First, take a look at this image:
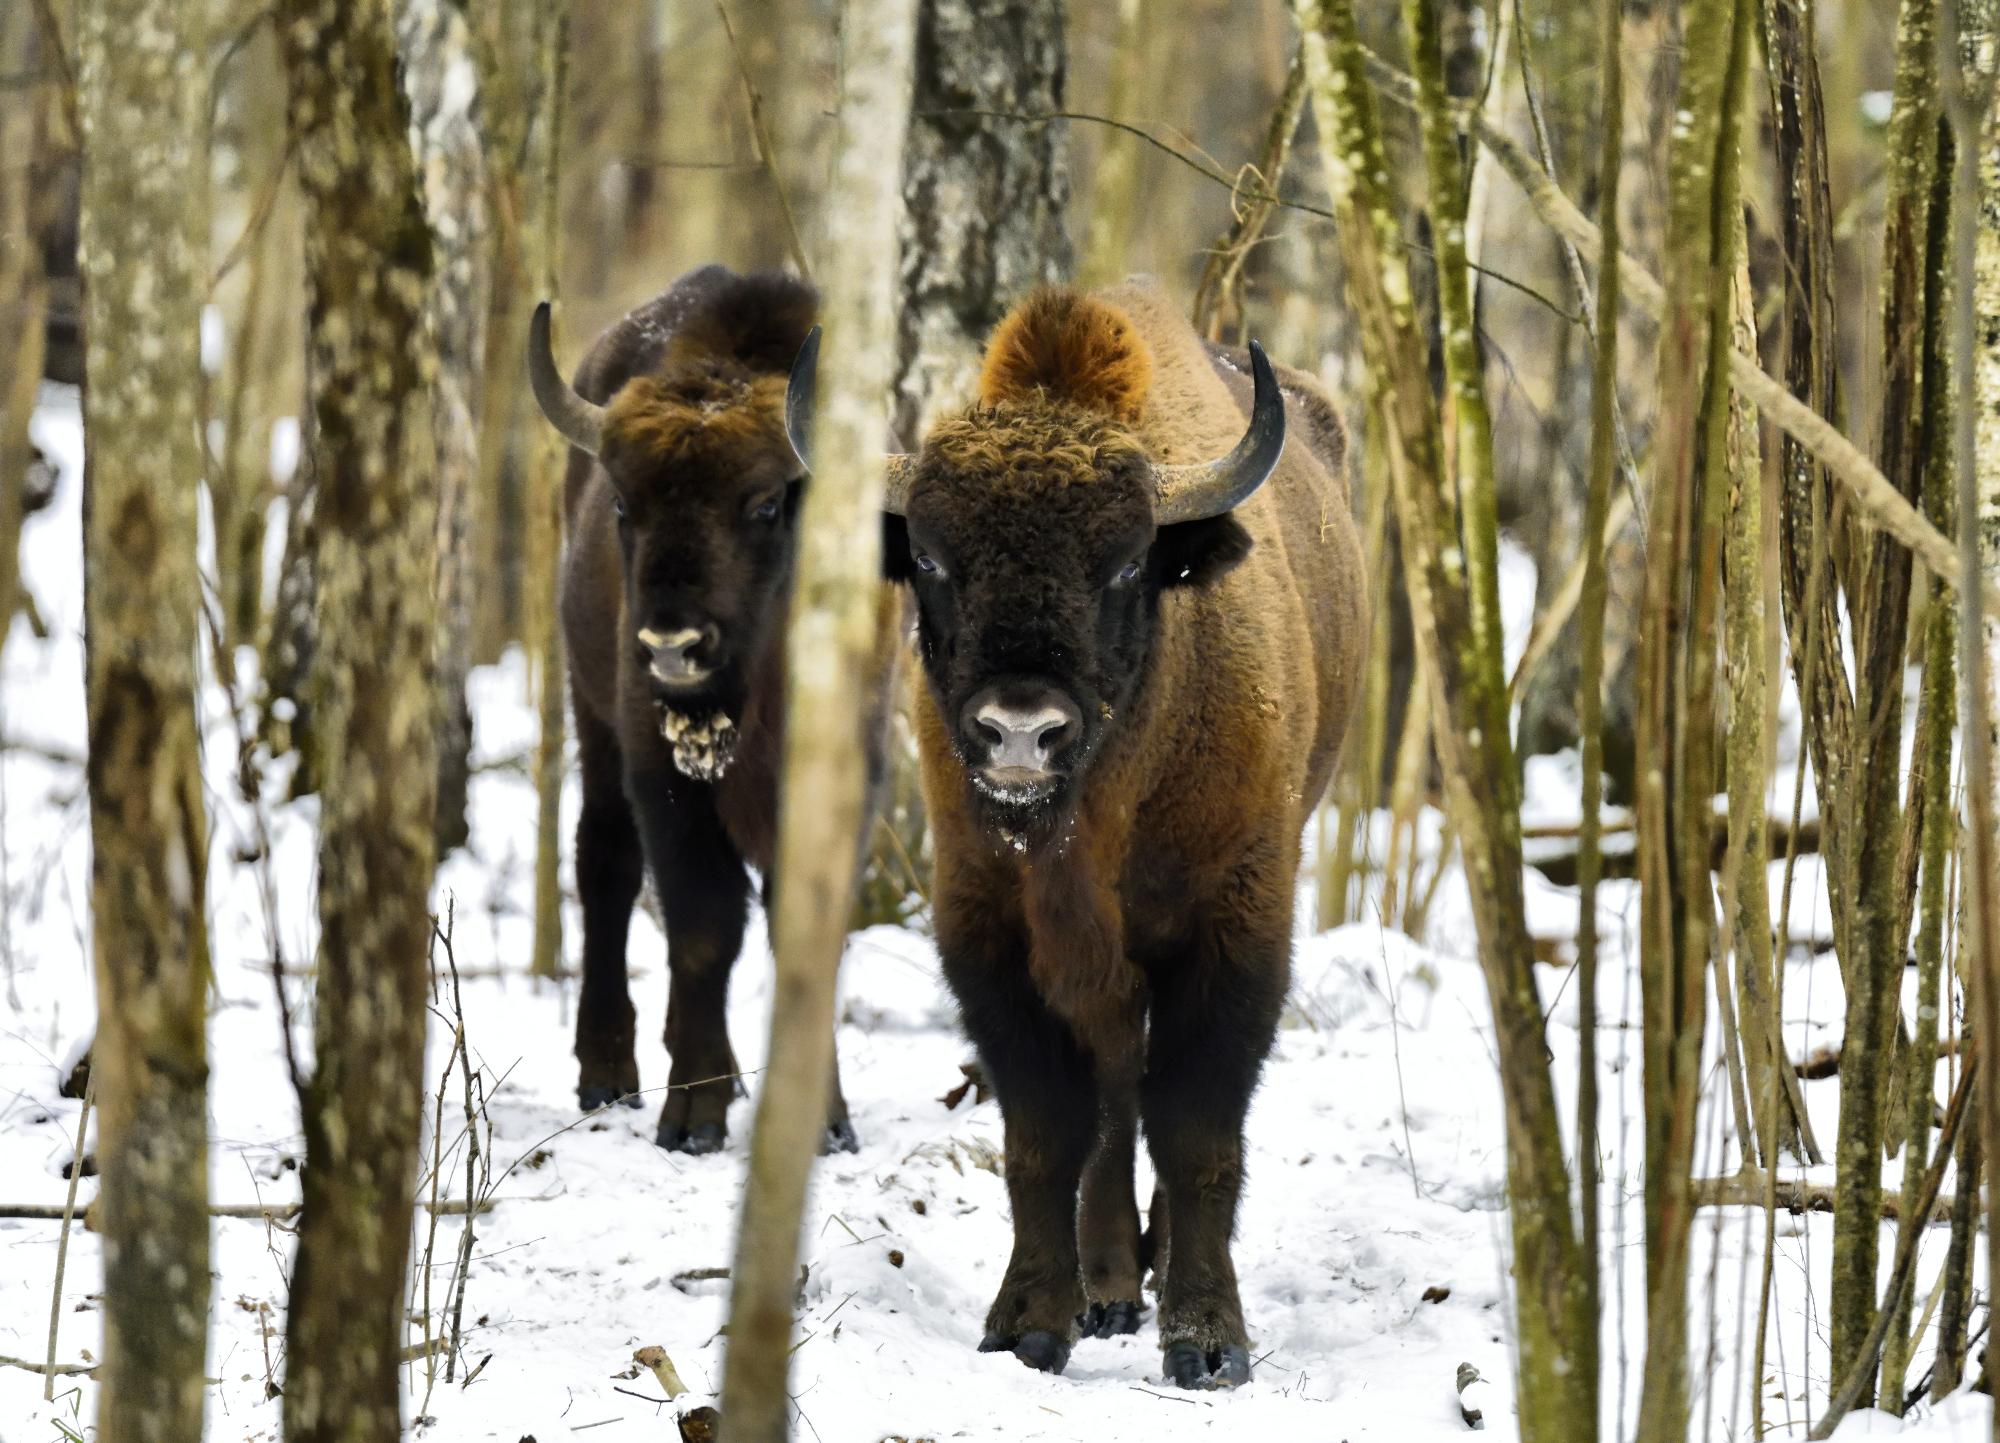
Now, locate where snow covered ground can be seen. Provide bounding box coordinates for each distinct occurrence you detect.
[0,384,1992,1440]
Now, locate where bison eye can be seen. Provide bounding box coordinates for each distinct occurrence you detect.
[611,494,628,521]
[1116,560,1142,583]
[750,496,781,524]
[915,552,941,576]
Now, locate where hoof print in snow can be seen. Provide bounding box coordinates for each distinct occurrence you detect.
[658,1121,727,1155]
[1079,1300,1143,1337]
[821,1119,861,1154]
[980,1328,1070,1374]
[1163,1341,1251,1390]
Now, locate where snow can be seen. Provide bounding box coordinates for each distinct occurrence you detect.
[0,384,1994,1440]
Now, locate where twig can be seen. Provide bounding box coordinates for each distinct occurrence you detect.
[43,1069,91,1400]
[210,139,296,292]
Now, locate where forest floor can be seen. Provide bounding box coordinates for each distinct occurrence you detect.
[1,383,1994,1441]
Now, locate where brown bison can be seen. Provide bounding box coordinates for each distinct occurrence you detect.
[526,265,898,1153]
[877,282,1366,1387]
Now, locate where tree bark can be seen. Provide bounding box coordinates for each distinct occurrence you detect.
[892,0,1071,443]
[76,1,213,1435]
[718,1,917,1438]
[1294,4,1596,1436]
[276,2,439,1438]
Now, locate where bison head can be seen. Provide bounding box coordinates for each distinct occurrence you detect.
[873,290,1284,837]
[528,300,818,776]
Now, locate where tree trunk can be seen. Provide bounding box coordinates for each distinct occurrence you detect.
[0,1,51,675]
[527,6,570,982]
[1632,0,1751,1434]
[718,4,917,1439]
[1293,3,1596,1436]
[892,0,1071,444]
[399,0,489,858]
[76,1,213,1435]
[276,2,439,1438]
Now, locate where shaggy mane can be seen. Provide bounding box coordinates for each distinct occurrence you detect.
[978,289,1154,424]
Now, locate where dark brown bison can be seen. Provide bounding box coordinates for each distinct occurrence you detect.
[526,265,899,1153]
[877,282,1366,1387]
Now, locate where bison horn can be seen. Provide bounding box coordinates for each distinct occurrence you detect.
[881,455,915,516]
[784,326,820,472]
[1151,339,1287,524]
[527,301,607,456]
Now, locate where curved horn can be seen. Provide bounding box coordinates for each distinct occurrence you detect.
[1151,339,1287,524]
[881,455,916,516]
[784,325,820,472]
[527,301,607,456]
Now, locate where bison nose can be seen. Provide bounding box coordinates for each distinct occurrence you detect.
[638,622,720,685]
[964,688,1082,772]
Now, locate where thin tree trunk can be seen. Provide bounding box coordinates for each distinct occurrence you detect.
[76,0,212,1434]
[1632,0,1751,1434]
[399,0,489,858]
[1880,111,1958,1412]
[1078,0,1147,289]
[1941,9,2000,1439]
[1294,3,1595,1435]
[276,1,439,1437]
[525,5,570,982]
[1572,0,1623,1409]
[0,1,50,677]
[892,0,1070,443]
[717,0,917,1437]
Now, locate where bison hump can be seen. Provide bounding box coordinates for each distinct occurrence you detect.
[978,288,1153,425]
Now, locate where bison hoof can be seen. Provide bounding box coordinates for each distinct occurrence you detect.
[820,1119,861,1155]
[1080,1300,1144,1338]
[1162,1341,1251,1390]
[658,1120,727,1154]
[979,1328,1070,1375]
[578,1085,645,1113]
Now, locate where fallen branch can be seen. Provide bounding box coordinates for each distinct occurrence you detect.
[1,1353,92,1377]
[1794,1036,1960,1080]
[1694,1171,1957,1226]
[0,1198,498,1221]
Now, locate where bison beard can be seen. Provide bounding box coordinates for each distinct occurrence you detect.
[658,704,739,782]
[896,282,1367,1390]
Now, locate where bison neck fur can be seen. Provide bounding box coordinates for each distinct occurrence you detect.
[898,280,1367,1383]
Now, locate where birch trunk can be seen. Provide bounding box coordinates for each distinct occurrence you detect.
[718,0,917,1437]
[0,2,50,675]
[276,2,439,1437]
[77,1,212,1434]
[892,0,1070,442]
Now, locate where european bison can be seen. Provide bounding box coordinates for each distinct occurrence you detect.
[526,265,899,1153]
[877,282,1366,1386]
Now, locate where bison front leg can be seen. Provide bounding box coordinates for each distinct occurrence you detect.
[1141,930,1286,1390]
[946,943,1095,1373]
[574,706,644,1112]
[635,774,751,1154]
[1077,1064,1145,1338]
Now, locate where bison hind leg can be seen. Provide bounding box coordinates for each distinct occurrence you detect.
[978,1328,1071,1376]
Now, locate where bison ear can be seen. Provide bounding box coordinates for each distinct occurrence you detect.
[881,513,917,584]
[1152,515,1253,589]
